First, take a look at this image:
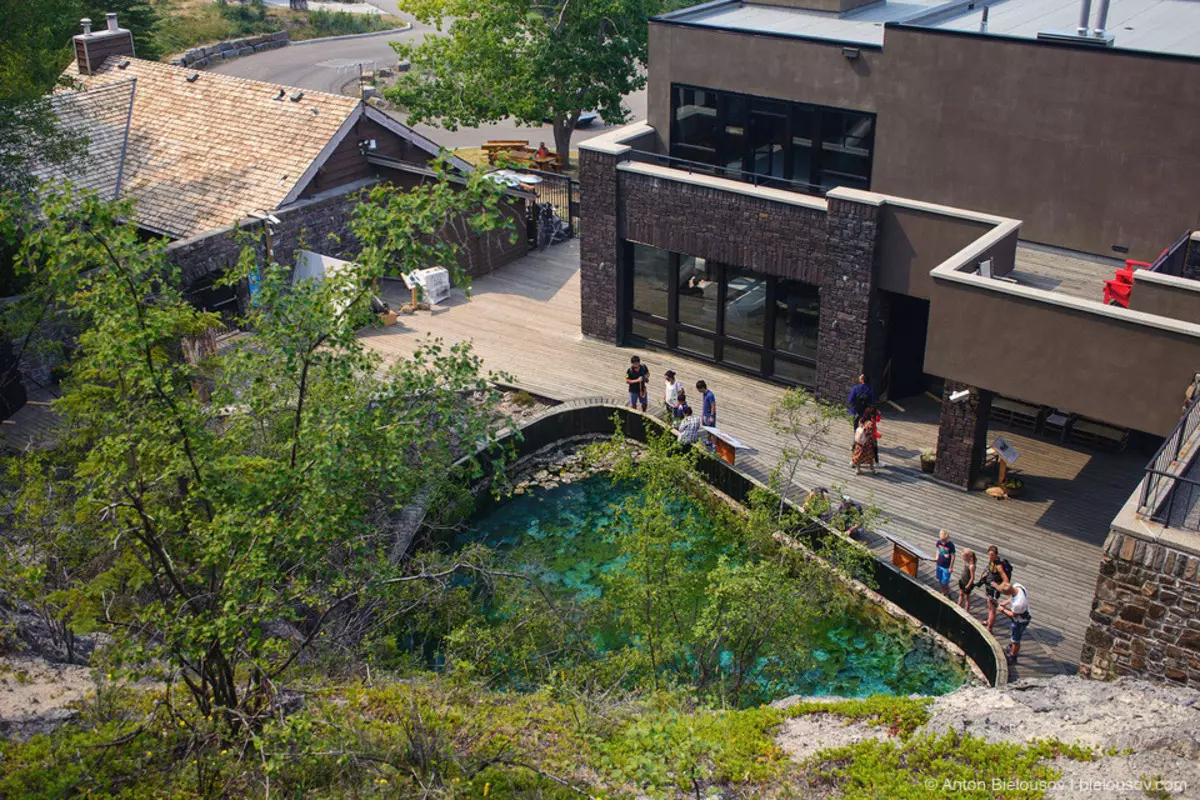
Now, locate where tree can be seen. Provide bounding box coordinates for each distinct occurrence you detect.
[0,170,518,726]
[767,387,843,522]
[388,0,664,168]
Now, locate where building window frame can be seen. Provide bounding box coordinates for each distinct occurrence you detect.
[669,83,876,194]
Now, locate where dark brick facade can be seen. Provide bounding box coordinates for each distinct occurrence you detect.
[579,150,622,341]
[1081,529,1200,688]
[621,173,827,283]
[933,380,993,489]
[814,198,883,404]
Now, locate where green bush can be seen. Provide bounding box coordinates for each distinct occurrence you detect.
[305,9,394,39]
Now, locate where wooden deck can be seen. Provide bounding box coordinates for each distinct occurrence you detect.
[362,240,1151,682]
[1010,242,1122,301]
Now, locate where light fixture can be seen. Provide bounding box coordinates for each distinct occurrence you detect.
[949,389,971,403]
[842,46,860,60]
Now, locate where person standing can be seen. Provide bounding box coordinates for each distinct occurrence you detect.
[696,380,716,426]
[934,530,956,598]
[626,356,649,411]
[852,407,879,475]
[998,582,1031,663]
[957,549,978,614]
[663,370,683,419]
[673,389,691,420]
[675,405,703,445]
[847,374,874,429]
[984,545,1012,633]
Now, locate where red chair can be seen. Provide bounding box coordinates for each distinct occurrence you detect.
[1104,259,1150,308]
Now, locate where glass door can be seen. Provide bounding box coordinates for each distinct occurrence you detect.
[748,108,787,184]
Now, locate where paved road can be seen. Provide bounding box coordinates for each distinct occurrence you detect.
[210,10,648,151]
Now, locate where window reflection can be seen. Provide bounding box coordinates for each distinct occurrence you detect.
[723,266,767,344]
[631,242,671,319]
[677,255,719,333]
[774,279,820,361]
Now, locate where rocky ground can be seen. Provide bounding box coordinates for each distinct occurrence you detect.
[775,675,1200,799]
[0,656,93,741]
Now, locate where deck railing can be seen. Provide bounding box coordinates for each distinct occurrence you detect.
[1137,393,1200,528]
[1149,231,1191,277]
[627,149,827,197]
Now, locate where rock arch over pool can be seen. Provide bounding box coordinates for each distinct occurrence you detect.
[464,398,1008,688]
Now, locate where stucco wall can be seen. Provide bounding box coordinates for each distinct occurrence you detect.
[648,21,1200,260]
[1130,273,1200,324]
[876,206,995,300]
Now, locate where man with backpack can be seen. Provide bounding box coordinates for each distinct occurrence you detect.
[846,374,874,430]
[998,582,1031,664]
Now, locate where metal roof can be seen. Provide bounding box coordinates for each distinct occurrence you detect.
[657,0,1200,57]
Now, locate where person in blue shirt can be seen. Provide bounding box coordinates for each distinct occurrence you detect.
[935,529,956,598]
[847,373,874,428]
[696,379,716,451]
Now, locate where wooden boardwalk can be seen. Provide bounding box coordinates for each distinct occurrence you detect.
[363,240,1152,682]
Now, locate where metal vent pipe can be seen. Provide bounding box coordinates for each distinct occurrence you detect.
[106,12,119,31]
[1093,0,1111,37]
[80,17,92,34]
[1077,0,1093,35]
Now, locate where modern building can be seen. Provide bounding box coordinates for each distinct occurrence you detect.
[579,0,1200,489]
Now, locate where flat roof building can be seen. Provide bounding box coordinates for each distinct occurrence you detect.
[579,0,1200,493]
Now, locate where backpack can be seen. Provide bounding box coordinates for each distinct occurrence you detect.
[854,425,869,445]
[990,558,1012,583]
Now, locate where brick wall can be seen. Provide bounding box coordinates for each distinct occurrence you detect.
[579,150,622,341]
[814,197,882,403]
[933,380,993,488]
[1081,529,1200,688]
[620,173,827,283]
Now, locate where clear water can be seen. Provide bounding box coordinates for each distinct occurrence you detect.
[460,475,968,700]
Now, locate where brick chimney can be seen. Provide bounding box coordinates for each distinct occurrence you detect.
[73,12,136,75]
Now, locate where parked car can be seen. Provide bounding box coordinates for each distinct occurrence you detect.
[544,111,599,127]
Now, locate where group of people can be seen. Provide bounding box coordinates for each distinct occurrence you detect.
[847,374,882,475]
[934,532,1031,664]
[625,356,716,446]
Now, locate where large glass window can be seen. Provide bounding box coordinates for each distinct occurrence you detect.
[677,255,719,333]
[672,86,719,159]
[669,84,874,193]
[774,280,820,361]
[723,266,767,345]
[631,242,671,319]
[624,242,821,387]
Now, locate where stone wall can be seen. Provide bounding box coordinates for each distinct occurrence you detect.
[814,197,882,403]
[933,380,993,489]
[1081,527,1200,688]
[620,173,827,284]
[169,31,289,70]
[169,179,527,297]
[578,149,621,342]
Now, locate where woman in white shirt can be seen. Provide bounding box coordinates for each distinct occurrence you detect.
[663,370,683,419]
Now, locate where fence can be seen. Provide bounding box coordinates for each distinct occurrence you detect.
[1138,393,1200,528]
[513,168,579,238]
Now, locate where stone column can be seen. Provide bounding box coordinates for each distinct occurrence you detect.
[815,194,883,405]
[933,380,993,489]
[578,147,622,342]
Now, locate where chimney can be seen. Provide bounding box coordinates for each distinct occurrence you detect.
[73,11,136,75]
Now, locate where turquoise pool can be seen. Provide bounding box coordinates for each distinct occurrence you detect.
[458,474,968,701]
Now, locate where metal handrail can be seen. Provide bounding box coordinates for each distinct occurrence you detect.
[1148,231,1190,276]
[627,149,827,197]
[1137,395,1200,527]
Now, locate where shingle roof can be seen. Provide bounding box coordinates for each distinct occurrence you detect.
[35,78,136,201]
[70,58,362,239]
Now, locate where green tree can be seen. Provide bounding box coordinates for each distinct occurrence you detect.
[0,171,517,726]
[768,387,844,522]
[388,0,664,168]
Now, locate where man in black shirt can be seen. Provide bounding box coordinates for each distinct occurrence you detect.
[626,355,649,411]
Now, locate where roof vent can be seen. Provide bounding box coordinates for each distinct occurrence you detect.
[290,91,304,102]
[117,59,131,69]
[310,107,319,115]
[186,72,200,82]
[106,12,119,32]
[275,89,286,100]
[80,17,92,35]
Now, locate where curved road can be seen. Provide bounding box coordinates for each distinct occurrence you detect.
[209,10,647,151]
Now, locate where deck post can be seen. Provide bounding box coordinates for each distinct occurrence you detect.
[934,380,993,489]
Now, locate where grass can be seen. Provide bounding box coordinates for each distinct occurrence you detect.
[151,0,402,59]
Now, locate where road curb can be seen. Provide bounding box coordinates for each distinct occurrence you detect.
[289,22,413,46]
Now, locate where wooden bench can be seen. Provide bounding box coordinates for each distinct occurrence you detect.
[701,426,745,466]
[990,396,1045,432]
[879,531,933,578]
[1069,418,1129,451]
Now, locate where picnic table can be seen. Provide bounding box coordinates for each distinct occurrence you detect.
[879,530,933,578]
[483,140,534,165]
